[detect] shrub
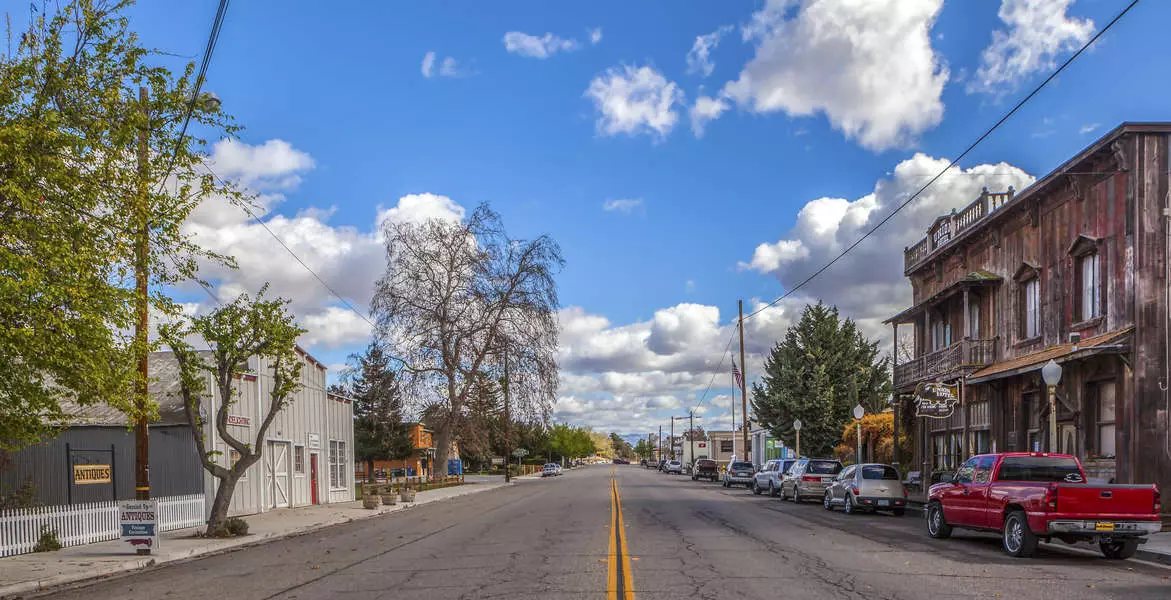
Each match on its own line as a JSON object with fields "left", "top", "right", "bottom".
{"left": 33, "top": 525, "right": 61, "bottom": 552}
{"left": 226, "top": 517, "right": 249, "bottom": 536}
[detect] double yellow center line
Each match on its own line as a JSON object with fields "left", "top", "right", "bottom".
{"left": 607, "top": 474, "right": 635, "bottom": 600}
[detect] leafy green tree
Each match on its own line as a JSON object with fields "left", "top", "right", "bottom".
{"left": 750, "top": 302, "right": 891, "bottom": 458}
{"left": 340, "top": 342, "right": 413, "bottom": 482}
{"left": 609, "top": 433, "right": 635, "bottom": 459}
{"left": 161, "top": 289, "right": 305, "bottom": 535}
{"left": 0, "top": 0, "right": 242, "bottom": 449}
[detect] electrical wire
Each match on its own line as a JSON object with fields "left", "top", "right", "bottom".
{"left": 742, "top": 0, "right": 1140, "bottom": 323}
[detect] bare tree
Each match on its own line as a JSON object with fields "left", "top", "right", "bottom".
{"left": 372, "top": 205, "right": 562, "bottom": 472}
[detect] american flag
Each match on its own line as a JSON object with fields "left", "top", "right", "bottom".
{"left": 732, "top": 360, "right": 744, "bottom": 391}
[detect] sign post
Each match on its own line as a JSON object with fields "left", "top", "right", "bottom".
{"left": 793, "top": 420, "right": 802, "bottom": 459}
{"left": 119, "top": 500, "right": 158, "bottom": 554}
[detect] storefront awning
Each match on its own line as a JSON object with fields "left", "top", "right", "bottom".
{"left": 965, "top": 328, "right": 1132, "bottom": 384}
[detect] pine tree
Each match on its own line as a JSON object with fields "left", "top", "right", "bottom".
{"left": 750, "top": 303, "right": 891, "bottom": 458}
{"left": 346, "top": 342, "right": 413, "bottom": 481}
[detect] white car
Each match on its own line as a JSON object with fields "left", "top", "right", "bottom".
{"left": 542, "top": 463, "right": 561, "bottom": 477}
{"left": 664, "top": 460, "right": 683, "bottom": 474}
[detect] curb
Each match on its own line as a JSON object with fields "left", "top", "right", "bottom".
{"left": 0, "top": 482, "right": 505, "bottom": 600}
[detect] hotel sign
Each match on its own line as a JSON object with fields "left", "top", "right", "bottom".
{"left": 73, "top": 464, "right": 112, "bottom": 485}
{"left": 227, "top": 415, "right": 250, "bottom": 427}
{"left": 914, "top": 382, "right": 959, "bottom": 419}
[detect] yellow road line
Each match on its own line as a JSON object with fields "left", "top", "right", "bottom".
{"left": 608, "top": 475, "right": 635, "bottom": 600}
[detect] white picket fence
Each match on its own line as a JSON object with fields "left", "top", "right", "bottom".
{"left": 0, "top": 493, "right": 206, "bottom": 557}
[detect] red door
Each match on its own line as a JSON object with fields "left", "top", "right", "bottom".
{"left": 309, "top": 454, "right": 320, "bottom": 505}
{"left": 942, "top": 457, "right": 979, "bottom": 526}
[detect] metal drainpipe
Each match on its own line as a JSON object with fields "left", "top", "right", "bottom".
{"left": 1162, "top": 137, "right": 1171, "bottom": 459}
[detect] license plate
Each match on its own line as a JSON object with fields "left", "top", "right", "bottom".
{"left": 878, "top": 500, "right": 890, "bottom": 507}
{"left": 1095, "top": 522, "right": 1115, "bottom": 532}
{"left": 738, "top": 473, "right": 749, "bottom": 477}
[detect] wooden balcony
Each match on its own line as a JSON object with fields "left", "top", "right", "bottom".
{"left": 893, "top": 337, "right": 997, "bottom": 392}
{"left": 904, "top": 187, "right": 1015, "bottom": 273}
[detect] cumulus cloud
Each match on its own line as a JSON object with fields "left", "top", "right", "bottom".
{"left": 602, "top": 198, "right": 644, "bottom": 214}
{"left": 737, "top": 153, "right": 1035, "bottom": 338}
{"left": 686, "top": 26, "right": 733, "bottom": 77}
{"left": 690, "top": 95, "right": 729, "bottom": 137}
{"left": 589, "top": 28, "right": 603, "bottom": 45}
{"left": 969, "top": 0, "right": 1094, "bottom": 96}
{"left": 421, "top": 52, "right": 436, "bottom": 78}
{"left": 721, "top": 0, "right": 949, "bottom": 151}
{"left": 503, "top": 31, "right": 580, "bottom": 58}
{"left": 422, "top": 52, "right": 471, "bottom": 78}
{"left": 208, "top": 139, "right": 314, "bottom": 190}
{"left": 585, "top": 65, "right": 684, "bottom": 140}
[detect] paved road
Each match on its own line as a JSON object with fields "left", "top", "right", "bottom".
{"left": 37, "top": 465, "right": 1170, "bottom": 599}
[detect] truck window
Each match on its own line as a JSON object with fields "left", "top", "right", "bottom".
{"left": 955, "top": 457, "right": 978, "bottom": 484}
{"left": 995, "top": 456, "right": 1084, "bottom": 482}
{"left": 973, "top": 456, "right": 995, "bottom": 484}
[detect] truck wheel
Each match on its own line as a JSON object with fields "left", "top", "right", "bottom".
{"left": 1099, "top": 539, "right": 1139, "bottom": 559}
{"left": 1002, "top": 511, "right": 1038, "bottom": 558}
{"left": 926, "top": 502, "right": 952, "bottom": 539}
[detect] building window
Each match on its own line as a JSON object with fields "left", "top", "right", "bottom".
{"left": 968, "top": 301, "right": 980, "bottom": 339}
{"left": 294, "top": 445, "right": 306, "bottom": 474}
{"left": 1092, "top": 380, "right": 1116, "bottom": 457}
{"left": 720, "top": 440, "right": 733, "bottom": 453}
{"left": 972, "top": 430, "right": 991, "bottom": 455}
{"left": 329, "top": 440, "right": 347, "bottom": 489}
{"left": 1020, "top": 278, "right": 1040, "bottom": 339}
{"left": 931, "top": 316, "right": 951, "bottom": 351}
{"left": 1079, "top": 252, "right": 1101, "bottom": 321}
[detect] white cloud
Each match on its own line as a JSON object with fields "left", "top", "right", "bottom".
{"left": 737, "top": 153, "right": 1035, "bottom": 339}
{"left": 421, "top": 52, "right": 436, "bottom": 78}
{"left": 299, "top": 307, "right": 374, "bottom": 349}
{"left": 685, "top": 279, "right": 696, "bottom": 293}
{"left": 208, "top": 139, "right": 314, "bottom": 190}
{"left": 1079, "top": 122, "right": 1100, "bottom": 135}
{"left": 503, "top": 31, "right": 579, "bottom": 59}
{"left": 585, "top": 65, "right": 684, "bottom": 140}
{"left": 969, "top": 0, "right": 1094, "bottom": 96}
{"left": 690, "top": 95, "right": 729, "bottom": 137}
{"left": 377, "top": 192, "right": 465, "bottom": 231}
{"left": 602, "top": 198, "right": 644, "bottom": 214}
{"left": 721, "top": 0, "right": 949, "bottom": 151}
{"left": 589, "top": 28, "right": 603, "bottom": 45}
{"left": 440, "top": 57, "right": 462, "bottom": 77}
{"left": 686, "top": 25, "right": 732, "bottom": 77}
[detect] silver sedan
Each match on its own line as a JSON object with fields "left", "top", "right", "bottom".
{"left": 823, "top": 463, "right": 907, "bottom": 515}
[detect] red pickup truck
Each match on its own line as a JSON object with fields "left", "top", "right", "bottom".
{"left": 926, "top": 452, "right": 1161, "bottom": 559}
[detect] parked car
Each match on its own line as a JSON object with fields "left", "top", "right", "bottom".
{"left": 664, "top": 459, "right": 683, "bottom": 474}
{"left": 640, "top": 458, "right": 648, "bottom": 467}
{"left": 542, "top": 463, "right": 560, "bottom": 477}
{"left": 824, "top": 463, "right": 906, "bottom": 515}
{"left": 927, "top": 452, "right": 1162, "bottom": 558}
{"left": 657, "top": 459, "right": 668, "bottom": 472}
{"left": 613, "top": 457, "right": 630, "bottom": 465}
{"left": 692, "top": 458, "right": 720, "bottom": 482}
{"left": 723, "top": 460, "right": 756, "bottom": 488}
{"left": 752, "top": 459, "right": 797, "bottom": 497}
{"left": 780, "top": 458, "right": 843, "bottom": 503}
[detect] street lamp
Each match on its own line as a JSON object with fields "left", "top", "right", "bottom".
{"left": 853, "top": 405, "right": 865, "bottom": 466}
{"left": 793, "top": 419, "right": 802, "bottom": 459}
{"left": 1041, "top": 359, "right": 1062, "bottom": 453}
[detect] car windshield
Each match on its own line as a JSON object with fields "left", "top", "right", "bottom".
{"left": 860, "top": 465, "right": 899, "bottom": 480}
{"left": 731, "top": 462, "right": 754, "bottom": 471}
{"left": 806, "top": 460, "right": 842, "bottom": 475}
{"left": 996, "top": 456, "right": 1084, "bottom": 482}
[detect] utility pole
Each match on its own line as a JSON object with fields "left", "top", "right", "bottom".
{"left": 658, "top": 425, "right": 662, "bottom": 462}
{"left": 133, "top": 87, "right": 151, "bottom": 517}
{"left": 503, "top": 350, "right": 510, "bottom": 483}
{"left": 669, "top": 418, "right": 675, "bottom": 460}
{"left": 738, "top": 300, "right": 749, "bottom": 462}
{"left": 689, "top": 410, "right": 695, "bottom": 470}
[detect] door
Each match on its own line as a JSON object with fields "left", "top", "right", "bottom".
{"left": 309, "top": 453, "right": 319, "bottom": 505}
{"left": 942, "top": 457, "right": 978, "bottom": 525}
{"left": 266, "top": 441, "right": 292, "bottom": 509}
{"left": 833, "top": 466, "right": 855, "bottom": 504}
{"left": 965, "top": 456, "right": 996, "bottom": 529}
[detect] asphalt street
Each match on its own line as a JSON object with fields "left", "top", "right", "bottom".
{"left": 35, "top": 465, "right": 1171, "bottom": 599}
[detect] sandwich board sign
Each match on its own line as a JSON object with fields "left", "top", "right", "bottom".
{"left": 119, "top": 500, "right": 158, "bottom": 551}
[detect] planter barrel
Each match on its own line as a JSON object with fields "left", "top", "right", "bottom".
{"left": 400, "top": 490, "right": 417, "bottom": 503}
{"left": 362, "top": 494, "right": 380, "bottom": 509}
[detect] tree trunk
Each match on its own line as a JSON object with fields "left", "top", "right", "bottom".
{"left": 366, "top": 457, "right": 375, "bottom": 483}
{"left": 433, "top": 424, "right": 452, "bottom": 480}
{"left": 206, "top": 475, "right": 240, "bottom": 536}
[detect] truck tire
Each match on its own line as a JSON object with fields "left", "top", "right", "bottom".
{"left": 1099, "top": 539, "right": 1139, "bottom": 559}
{"left": 1002, "top": 511, "right": 1038, "bottom": 558}
{"left": 926, "top": 502, "right": 952, "bottom": 539}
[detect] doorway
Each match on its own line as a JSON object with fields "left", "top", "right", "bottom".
{"left": 266, "top": 440, "right": 292, "bottom": 509}
{"left": 309, "top": 453, "right": 320, "bottom": 505}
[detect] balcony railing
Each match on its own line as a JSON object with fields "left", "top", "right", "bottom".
{"left": 904, "top": 187, "right": 1015, "bottom": 273}
{"left": 893, "top": 337, "right": 996, "bottom": 391}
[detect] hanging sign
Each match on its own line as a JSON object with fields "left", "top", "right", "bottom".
{"left": 73, "top": 464, "right": 112, "bottom": 485}
{"left": 119, "top": 500, "right": 158, "bottom": 551}
{"left": 307, "top": 432, "right": 321, "bottom": 449}
{"left": 914, "top": 382, "right": 959, "bottom": 418}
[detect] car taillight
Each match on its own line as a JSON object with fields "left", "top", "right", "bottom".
{"left": 802, "top": 476, "right": 820, "bottom": 482}
{"left": 1045, "top": 484, "right": 1058, "bottom": 512}
{"left": 1154, "top": 485, "right": 1161, "bottom": 514}
{"left": 849, "top": 486, "right": 859, "bottom": 496}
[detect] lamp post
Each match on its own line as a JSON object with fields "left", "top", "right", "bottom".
{"left": 793, "top": 419, "right": 802, "bottom": 459}
{"left": 1041, "top": 359, "right": 1062, "bottom": 453}
{"left": 853, "top": 405, "right": 865, "bottom": 466}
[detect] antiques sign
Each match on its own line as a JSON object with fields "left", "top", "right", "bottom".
{"left": 119, "top": 500, "right": 158, "bottom": 551}
{"left": 914, "top": 382, "right": 959, "bottom": 418}
{"left": 73, "top": 464, "right": 112, "bottom": 485}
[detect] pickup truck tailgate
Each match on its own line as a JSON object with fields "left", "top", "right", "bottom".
{"left": 1057, "top": 484, "right": 1157, "bottom": 519}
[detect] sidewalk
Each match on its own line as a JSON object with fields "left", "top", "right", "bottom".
{"left": 0, "top": 480, "right": 506, "bottom": 599}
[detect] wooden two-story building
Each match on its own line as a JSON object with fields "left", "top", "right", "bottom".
{"left": 887, "top": 123, "right": 1171, "bottom": 497}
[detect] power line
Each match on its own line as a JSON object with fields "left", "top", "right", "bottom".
{"left": 691, "top": 331, "right": 736, "bottom": 415}
{"left": 743, "top": 0, "right": 1139, "bottom": 323}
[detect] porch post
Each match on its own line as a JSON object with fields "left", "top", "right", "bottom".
{"left": 962, "top": 287, "right": 970, "bottom": 341}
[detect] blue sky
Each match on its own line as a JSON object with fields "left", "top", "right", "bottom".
{"left": 51, "top": 0, "right": 1166, "bottom": 435}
